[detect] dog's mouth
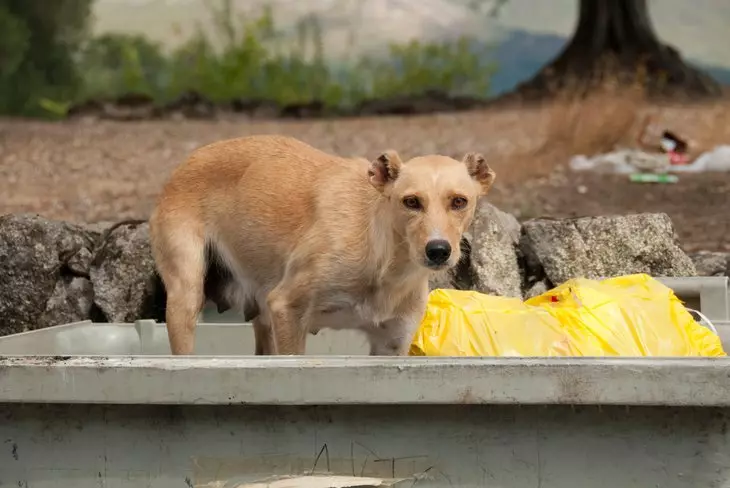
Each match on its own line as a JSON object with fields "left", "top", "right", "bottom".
{"left": 423, "top": 259, "right": 452, "bottom": 271}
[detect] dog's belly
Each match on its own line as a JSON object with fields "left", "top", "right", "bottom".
{"left": 309, "top": 306, "right": 374, "bottom": 334}
{"left": 310, "top": 302, "right": 380, "bottom": 334}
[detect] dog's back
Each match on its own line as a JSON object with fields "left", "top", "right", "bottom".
{"left": 154, "top": 134, "right": 366, "bottom": 262}
{"left": 150, "top": 135, "right": 377, "bottom": 351}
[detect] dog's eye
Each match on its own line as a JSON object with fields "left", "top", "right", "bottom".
{"left": 402, "top": 196, "right": 422, "bottom": 210}
{"left": 451, "top": 196, "right": 468, "bottom": 210}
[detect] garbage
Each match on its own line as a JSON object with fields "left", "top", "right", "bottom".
{"left": 572, "top": 114, "right": 729, "bottom": 175}
{"left": 659, "top": 130, "right": 691, "bottom": 165}
{"left": 629, "top": 173, "right": 678, "bottom": 184}
{"left": 659, "top": 130, "right": 688, "bottom": 154}
{"left": 410, "top": 273, "right": 726, "bottom": 357}
{"left": 668, "top": 145, "right": 730, "bottom": 173}
{"left": 636, "top": 115, "right": 691, "bottom": 166}
{"left": 569, "top": 149, "right": 670, "bottom": 174}
{"left": 570, "top": 145, "right": 730, "bottom": 175}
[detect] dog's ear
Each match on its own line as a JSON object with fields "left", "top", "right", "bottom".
{"left": 462, "top": 152, "right": 496, "bottom": 194}
{"left": 369, "top": 150, "right": 402, "bottom": 190}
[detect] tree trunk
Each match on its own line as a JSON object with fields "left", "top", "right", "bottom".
{"left": 511, "top": 0, "right": 723, "bottom": 100}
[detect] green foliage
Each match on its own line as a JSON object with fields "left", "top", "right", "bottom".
{"left": 0, "top": 0, "right": 93, "bottom": 116}
{"left": 3, "top": 0, "right": 497, "bottom": 116}
{"left": 38, "top": 98, "right": 73, "bottom": 119}
{"left": 0, "top": 6, "right": 30, "bottom": 79}
{"left": 360, "top": 37, "right": 495, "bottom": 98}
{"left": 78, "top": 33, "right": 169, "bottom": 99}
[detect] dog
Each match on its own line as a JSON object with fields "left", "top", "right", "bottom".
{"left": 149, "top": 134, "right": 495, "bottom": 355}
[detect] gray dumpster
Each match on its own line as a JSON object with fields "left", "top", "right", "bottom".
{"left": 0, "top": 276, "right": 729, "bottom": 488}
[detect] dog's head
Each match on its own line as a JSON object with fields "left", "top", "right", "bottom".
{"left": 368, "top": 150, "right": 495, "bottom": 271}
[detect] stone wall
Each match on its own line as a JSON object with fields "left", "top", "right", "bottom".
{"left": 0, "top": 208, "right": 721, "bottom": 336}
{"left": 0, "top": 215, "right": 165, "bottom": 336}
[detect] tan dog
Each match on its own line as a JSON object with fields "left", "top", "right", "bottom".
{"left": 149, "top": 135, "right": 495, "bottom": 355}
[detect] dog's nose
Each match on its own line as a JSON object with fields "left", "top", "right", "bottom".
{"left": 425, "top": 239, "right": 451, "bottom": 265}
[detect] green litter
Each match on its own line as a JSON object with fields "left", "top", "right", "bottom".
{"left": 629, "top": 173, "right": 679, "bottom": 184}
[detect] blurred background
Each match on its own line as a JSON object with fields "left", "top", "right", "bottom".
{"left": 1, "top": 0, "right": 729, "bottom": 252}
{"left": 90, "top": 0, "right": 730, "bottom": 98}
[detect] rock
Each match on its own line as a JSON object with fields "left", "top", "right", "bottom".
{"left": 66, "top": 246, "right": 94, "bottom": 276}
{"left": 463, "top": 201, "right": 523, "bottom": 297}
{"left": 519, "top": 231, "right": 549, "bottom": 294}
{"left": 524, "top": 279, "right": 552, "bottom": 300}
{"left": 428, "top": 271, "right": 454, "bottom": 290}
{"left": 689, "top": 251, "right": 730, "bottom": 277}
{"left": 89, "top": 221, "right": 166, "bottom": 322}
{"left": 0, "top": 214, "right": 97, "bottom": 335}
{"left": 521, "top": 213, "right": 696, "bottom": 285}
{"left": 39, "top": 276, "right": 94, "bottom": 328}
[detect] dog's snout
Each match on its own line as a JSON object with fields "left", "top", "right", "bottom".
{"left": 425, "top": 239, "right": 451, "bottom": 265}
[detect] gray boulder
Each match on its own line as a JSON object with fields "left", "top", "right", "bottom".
{"left": 89, "top": 221, "right": 165, "bottom": 322}
{"left": 521, "top": 213, "right": 696, "bottom": 285}
{"left": 523, "top": 279, "right": 551, "bottom": 300}
{"left": 689, "top": 251, "right": 729, "bottom": 277}
{"left": 0, "top": 214, "right": 97, "bottom": 335}
{"left": 467, "top": 201, "right": 523, "bottom": 297}
{"left": 39, "top": 276, "right": 94, "bottom": 328}
{"left": 428, "top": 270, "right": 455, "bottom": 290}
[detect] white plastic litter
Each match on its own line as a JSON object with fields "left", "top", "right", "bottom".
{"left": 570, "top": 145, "right": 730, "bottom": 174}
{"left": 687, "top": 308, "right": 719, "bottom": 336}
{"left": 669, "top": 145, "right": 730, "bottom": 173}
{"left": 569, "top": 149, "right": 669, "bottom": 174}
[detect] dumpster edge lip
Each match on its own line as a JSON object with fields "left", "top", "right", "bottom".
{"left": 1, "top": 355, "right": 729, "bottom": 407}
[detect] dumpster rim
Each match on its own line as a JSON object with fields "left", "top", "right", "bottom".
{"left": 1, "top": 355, "right": 730, "bottom": 407}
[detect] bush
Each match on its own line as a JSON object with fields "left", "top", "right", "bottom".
{"left": 6, "top": 0, "right": 497, "bottom": 116}
{"left": 362, "top": 37, "right": 495, "bottom": 99}
{"left": 0, "top": 0, "right": 93, "bottom": 116}
{"left": 78, "top": 33, "right": 170, "bottom": 100}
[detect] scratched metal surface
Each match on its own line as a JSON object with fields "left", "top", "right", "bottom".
{"left": 1, "top": 404, "right": 729, "bottom": 488}
{"left": 0, "top": 320, "right": 371, "bottom": 356}
{"left": 3, "top": 355, "right": 730, "bottom": 406}
{"left": 2, "top": 319, "right": 730, "bottom": 406}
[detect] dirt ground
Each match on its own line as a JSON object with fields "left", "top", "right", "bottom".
{"left": 1, "top": 97, "right": 729, "bottom": 253}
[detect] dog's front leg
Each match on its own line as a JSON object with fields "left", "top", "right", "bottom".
{"left": 266, "top": 288, "right": 309, "bottom": 355}
{"left": 367, "top": 315, "right": 422, "bottom": 356}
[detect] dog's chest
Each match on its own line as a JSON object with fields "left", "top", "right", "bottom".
{"left": 311, "top": 289, "right": 401, "bottom": 332}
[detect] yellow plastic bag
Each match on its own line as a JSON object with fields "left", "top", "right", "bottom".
{"left": 410, "top": 273, "right": 726, "bottom": 357}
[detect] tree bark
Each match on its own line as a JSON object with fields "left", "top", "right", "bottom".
{"left": 511, "top": 0, "right": 723, "bottom": 100}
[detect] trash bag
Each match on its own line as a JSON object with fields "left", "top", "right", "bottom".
{"left": 409, "top": 273, "right": 726, "bottom": 357}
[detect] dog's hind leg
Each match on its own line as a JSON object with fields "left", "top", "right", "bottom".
{"left": 150, "top": 214, "right": 206, "bottom": 355}
{"left": 253, "top": 316, "right": 274, "bottom": 355}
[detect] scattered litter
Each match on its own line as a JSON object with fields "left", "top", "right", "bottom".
{"left": 659, "top": 130, "right": 690, "bottom": 166}
{"left": 659, "top": 130, "right": 688, "bottom": 155}
{"left": 668, "top": 145, "right": 730, "bottom": 173}
{"left": 569, "top": 149, "right": 670, "bottom": 174}
{"left": 570, "top": 145, "right": 730, "bottom": 175}
{"left": 636, "top": 115, "right": 691, "bottom": 166}
{"left": 629, "top": 173, "right": 678, "bottom": 184}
